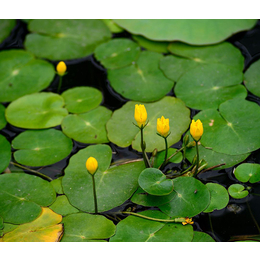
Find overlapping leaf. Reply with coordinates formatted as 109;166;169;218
0;134;11;173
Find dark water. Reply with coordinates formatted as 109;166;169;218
1;19;260;242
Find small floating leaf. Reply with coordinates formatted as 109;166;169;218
244;59;260;97
50;195;79;216
0;19;16;44
51;177;64;195
0;134;11;173
192;231;215;242
0;104;6;130
228;184;249;199
234;163;260;183
12;129;73;167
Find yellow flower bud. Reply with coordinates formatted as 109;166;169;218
190;119;203;141
157;116;170;137
134;104;147;128
86;157;98;175
56;61;67;76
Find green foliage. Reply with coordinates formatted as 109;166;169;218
234;163;260;183
244;59;260;97
0;19;16;43
228;184;249;199
192;231;215;242
50;195;79;216
0;104;6;130
0;134;11;173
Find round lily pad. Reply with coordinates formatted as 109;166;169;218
50;195;79;216
175;64;245;110
24;19;111;60
228;184;249;199
101;19;124;33
106;96;190;152
94;38;141;69
234;163;260;183
0;19;16;44
61;106;112;144
1;208;63;242
62;144;145;213
159;176;210;218
195;98;260;155
107;51;173;102
0;49;55;102
203;183;229;213
244;59;260;97
61;86;103;114
5;92;68;129
0;134;11;173
152;148;183;168
0;104;6;130
12;129;73;167
114;19;257;45
61;213;116;242
110;210;194;242
138;168;174;196
192;231;215;242
0;173;56;224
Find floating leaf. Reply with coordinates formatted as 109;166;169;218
0;50;55;102
0;104;6;130
1;208;63;242
110;210;193;242
62;144;145;213
159;176;210;217
138;168;174;196
228;184;249;199
50;195;79;216
152;148;183;168
107;51;173;102
61;106;112;144
195;98;260;155
114;19;257;45
234;163;260;183
102;19;124;33
106;96;190;152
24;19;111;60
0;134;11;173
5;92;68;129
0;19;16;44
61;86;103;114
0;173;56;224
132;35;169;53
203;183;229;213
131;187;176;207
51;177;64;195
12;129;73;167
174;64;245;110
192;231;215;242
61;213;116;242
244;59;260;97
94;38;141;69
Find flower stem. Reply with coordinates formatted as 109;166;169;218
158;146;185;169
57;75;63;94
195;141;199;176
140;127;151;168
160;137;168;169
91;174;98;214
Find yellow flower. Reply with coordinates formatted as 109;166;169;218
134;104;147;128
182;217;194;225
157;116;170;137
190;119;203;141
86;157;98;175
56;61;67;76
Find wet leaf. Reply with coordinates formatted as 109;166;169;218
0;134;11;173
228;184;249;199
0;19;16;43
244;59;260;97
234;163;260;183
50;195;79;216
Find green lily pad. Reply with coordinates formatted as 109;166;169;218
61;86;103;114
62;144;145;213
106;96;190;152
234;163;260;183
102;19;124;33
0;216;3;230
192;231;215;242
0;173;56;224
195;98;260;155
131;187;176;207
51;177;64;195
110;210;193;242
174;64;245;110
0;49;55;102
138;168;174;196
0;104;6;130
159;176;210;217
160;41;244;82
50;195;80;216
5;92;68;129
24;19;111;60
94;38;141;69
0;19;16;44
132;35;169;53
107;51;173;102
12;129;73;167
61;106;112;144
1;208;63;242
228;184;249;199
152;148;183;168
114;19;257;45
61;213;116;242
0;134;11;173
203;183;229;213
244;59;260;97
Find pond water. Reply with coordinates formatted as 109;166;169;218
1;19;260;242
